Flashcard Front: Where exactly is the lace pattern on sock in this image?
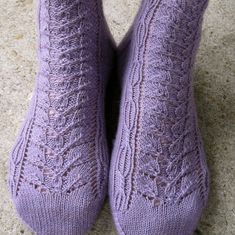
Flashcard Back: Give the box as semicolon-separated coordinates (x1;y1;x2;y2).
9;0;107;198
113;0;209;211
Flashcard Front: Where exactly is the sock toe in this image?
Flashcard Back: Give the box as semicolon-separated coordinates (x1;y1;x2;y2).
112;190;205;235
15;189;104;235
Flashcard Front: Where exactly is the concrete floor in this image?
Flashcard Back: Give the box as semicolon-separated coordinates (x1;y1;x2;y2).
0;0;234;234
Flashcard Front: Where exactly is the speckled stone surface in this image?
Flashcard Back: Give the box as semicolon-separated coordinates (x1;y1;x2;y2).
0;0;234;235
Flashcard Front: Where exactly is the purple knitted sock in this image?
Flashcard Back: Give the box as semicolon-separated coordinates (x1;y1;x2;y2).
110;0;209;234
8;0;114;234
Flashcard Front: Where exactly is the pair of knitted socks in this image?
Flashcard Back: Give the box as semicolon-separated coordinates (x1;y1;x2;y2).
9;0;209;234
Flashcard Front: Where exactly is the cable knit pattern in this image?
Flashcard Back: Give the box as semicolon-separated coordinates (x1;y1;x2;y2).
110;0;209;234
9;0;114;234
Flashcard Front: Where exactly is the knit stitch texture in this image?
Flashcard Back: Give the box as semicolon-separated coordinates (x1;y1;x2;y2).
110;0;209;234
9;0;114;234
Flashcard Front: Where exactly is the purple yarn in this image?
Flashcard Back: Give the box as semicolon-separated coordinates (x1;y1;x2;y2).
8;0;114;234
109;0;209;234
8;0;210;234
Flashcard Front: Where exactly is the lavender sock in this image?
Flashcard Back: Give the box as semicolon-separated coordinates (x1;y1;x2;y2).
8;0;114;234
110;0;209;234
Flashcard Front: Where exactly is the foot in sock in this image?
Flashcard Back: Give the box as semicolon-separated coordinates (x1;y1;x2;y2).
110;0;209;234
8;0;114;234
